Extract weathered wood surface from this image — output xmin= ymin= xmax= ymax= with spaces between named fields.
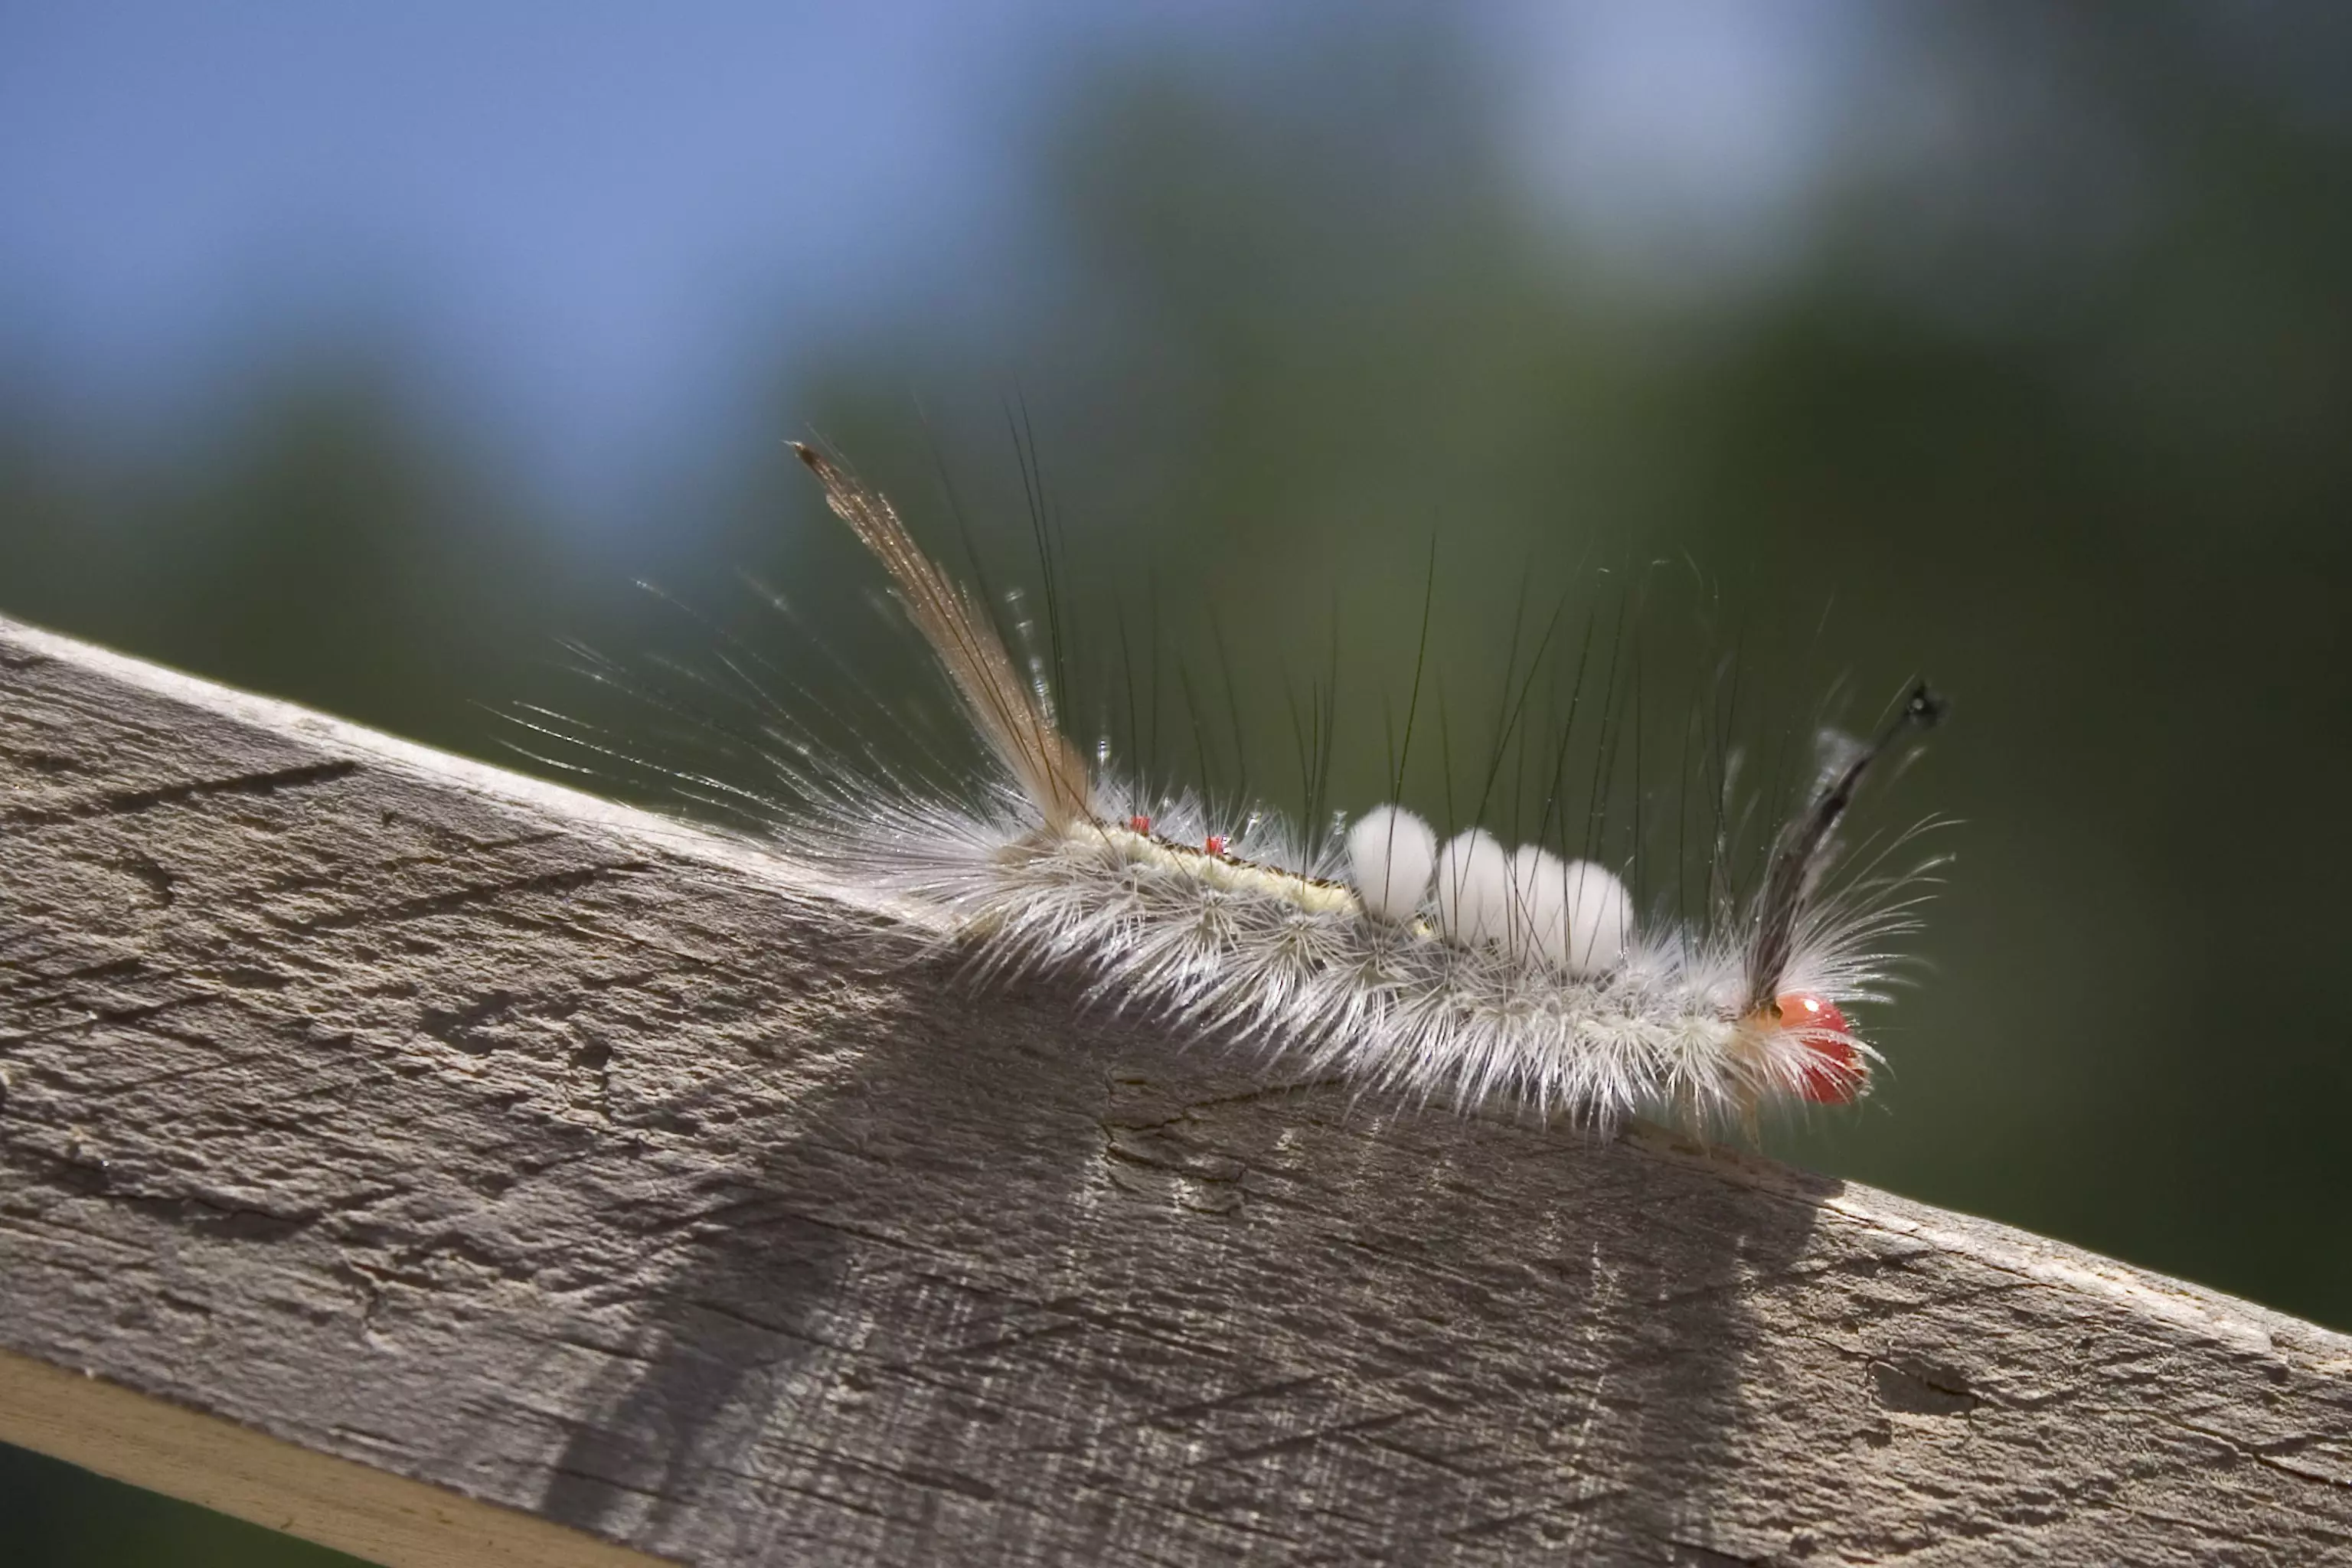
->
xmin=2 ymin=614 xmax=2348 ymax=1568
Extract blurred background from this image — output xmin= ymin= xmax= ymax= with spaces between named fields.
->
xmin=4 ymin=3 xmax=2348 ymax=1561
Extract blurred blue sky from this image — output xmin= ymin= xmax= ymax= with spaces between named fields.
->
xmin=0 ymin=2 xmax=1861 ymax=516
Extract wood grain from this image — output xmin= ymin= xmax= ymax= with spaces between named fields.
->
xmin=4 ymin=615 xmax=2349 ymax=1567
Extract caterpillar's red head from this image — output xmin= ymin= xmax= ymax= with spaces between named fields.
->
xmin=1775 ymin=992 xmax=1867 ymax=1105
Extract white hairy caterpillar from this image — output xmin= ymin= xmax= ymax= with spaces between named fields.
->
xmin=532 ymin=440 xmax=1946 ymax=1138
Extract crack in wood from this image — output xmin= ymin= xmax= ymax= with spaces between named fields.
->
xmin=0 ymin=760 xmax=360 ymax=828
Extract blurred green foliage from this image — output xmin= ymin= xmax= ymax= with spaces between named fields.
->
xmin=2 ymin=7 xmax=2348 ymax=1563
xmin=0 ymin=1442 xmax=368 ymax=1566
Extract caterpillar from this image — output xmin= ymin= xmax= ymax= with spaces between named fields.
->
xmin=531 ymin=439 xmax=1947 ymax=1138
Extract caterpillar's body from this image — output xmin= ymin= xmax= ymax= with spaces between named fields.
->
xmin=527 ymin=445 xmax=1942 ymax=1134
xmin=759 ymin=444 xmax=1946 ymax=1138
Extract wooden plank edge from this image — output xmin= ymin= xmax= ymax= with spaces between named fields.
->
xmin=0 ymin=614 xmax=894 ymax=923
xmin=8 ymin=612 xmax=2352 ymax=1561
xmin=0 ymin=1345 xmax=672 ymax=1568
xmin=9 ymin=612 xmax=2352 ymax=1370
xmin=1624 ymin=1125 xmax=2352 ymax=1370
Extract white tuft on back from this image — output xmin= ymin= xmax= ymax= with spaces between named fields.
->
xmin=1560 ymin=858 xmax=1631 ymax=978
xmin=1434 ymin=829 xmax=1513 ymax=947
xmin=1504 ymin=844 xmax=1570 ymax=969
xmin=1346 ymin=805 xmax=1438 ymax=924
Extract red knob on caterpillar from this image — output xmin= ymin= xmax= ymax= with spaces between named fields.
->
xmin=1778 ymin=992 xmax=1865 ymax=1105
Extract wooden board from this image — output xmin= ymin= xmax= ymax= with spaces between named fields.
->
xmin=4 ymin=614 xmax=2349 ymax=1566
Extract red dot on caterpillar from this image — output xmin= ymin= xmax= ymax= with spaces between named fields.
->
xmin=1778 ymin=991 xmax=1866 ymax=1105
xmin=1204 ymin=835 xmax=1229 ymax=857
xmin=1129 ymin=814 xmax=1152 ymax=835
